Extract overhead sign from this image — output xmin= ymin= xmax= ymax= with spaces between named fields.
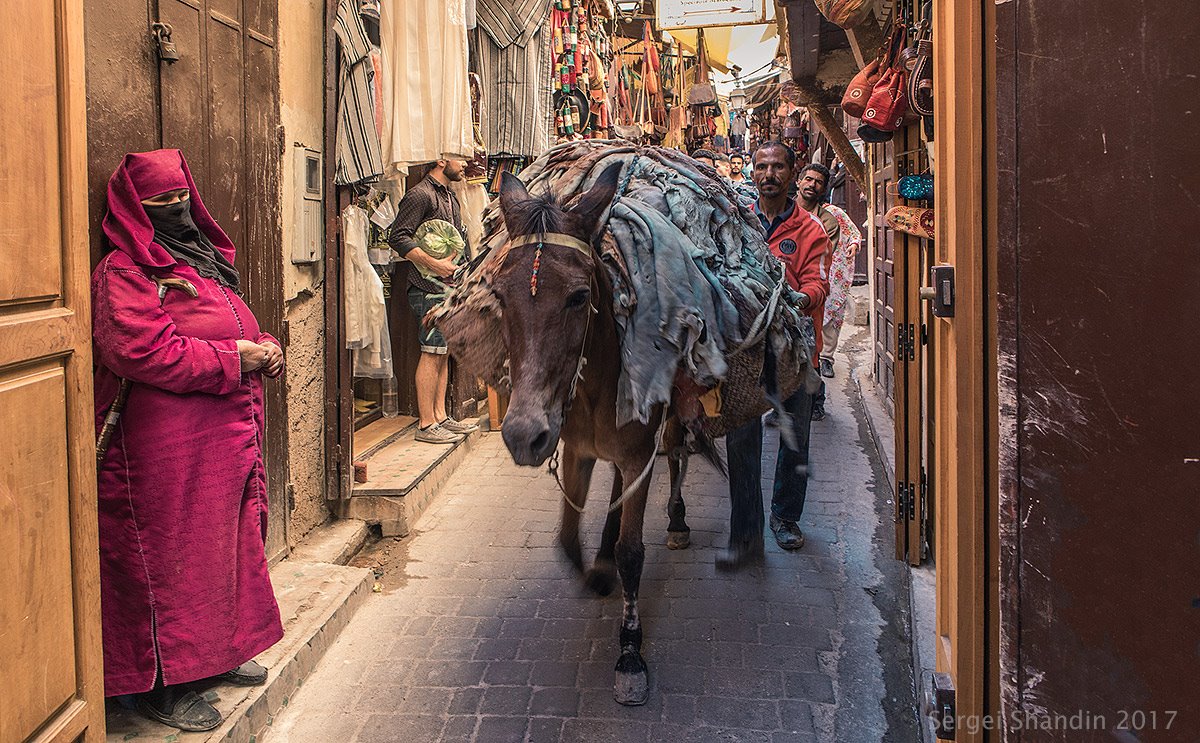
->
xmin=656 ymin=0 xmax=769 ymax=30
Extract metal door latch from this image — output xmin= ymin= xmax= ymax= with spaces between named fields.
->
xmin=919 ymin=264 xmax=955 ymax=317
xmin=923 ymin=672 xmax=957 ymax=739
xmin=151 ymin=22 xmax=179 ymax=63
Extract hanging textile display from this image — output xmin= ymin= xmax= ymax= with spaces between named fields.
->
xmin=473 ymin=0 xmax=554 ymax=158
xmin=334 ymin=0 xmax=384 ymax=185
xmin=380 ymin=0 xmax=474 ymax=170
xmin=342 ymin=205 xmax=393 ymax=378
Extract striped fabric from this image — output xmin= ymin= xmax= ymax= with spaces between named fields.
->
xmin=380 ymin=0 xmax=475 ymax=172
xmin=334 ymin=0 xmax=383 ymax=185
xmin=472 ymin=0 xmax=552 ymax=159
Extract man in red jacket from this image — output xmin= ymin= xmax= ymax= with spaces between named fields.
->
xmin=719 ymin=141 xmax=831 ymax=569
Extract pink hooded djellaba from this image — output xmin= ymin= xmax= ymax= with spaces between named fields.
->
xmin=92 ymin=149 xmax=284 ymax=696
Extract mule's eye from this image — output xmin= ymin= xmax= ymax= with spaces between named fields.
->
xmin=565 ymin=289 xmax=590 ymax=310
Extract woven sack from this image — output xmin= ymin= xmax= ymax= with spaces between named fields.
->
xmin=814 ymin=0 xmax=874 ymax=30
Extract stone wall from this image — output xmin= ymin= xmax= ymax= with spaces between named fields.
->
xmin=278 ymin=0 xmax=330 ymax=543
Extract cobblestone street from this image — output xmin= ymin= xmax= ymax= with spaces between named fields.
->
xmin=271 ymin=336 xmax=918 ymax=742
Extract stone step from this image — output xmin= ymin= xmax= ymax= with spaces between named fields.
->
xmin=347 ymin=416 xmax=486 ymax=537
xmin=104 ymin=560 xmax=373 ymax=743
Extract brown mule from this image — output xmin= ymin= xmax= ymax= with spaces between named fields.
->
xmin=487 ymin=164 xmax=682 ymax=705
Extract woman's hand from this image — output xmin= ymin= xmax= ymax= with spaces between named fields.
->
xmin=261 ymin=343 xmax=285 ymax=378
xmin=236 ymin=340 xmax=270 ymax=372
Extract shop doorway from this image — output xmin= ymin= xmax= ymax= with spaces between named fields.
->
xmin=83 ymin=0 xmax=289 ymax=559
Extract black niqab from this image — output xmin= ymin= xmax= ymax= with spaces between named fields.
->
xmin=143 ymin=199 xmax=241 ymax=291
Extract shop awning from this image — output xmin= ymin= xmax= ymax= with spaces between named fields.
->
xmin=663 ymin=27 xmax=733 ymax=74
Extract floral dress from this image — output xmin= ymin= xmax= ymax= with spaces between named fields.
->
xmin=821 ymin=203 xmax=861 ymax=331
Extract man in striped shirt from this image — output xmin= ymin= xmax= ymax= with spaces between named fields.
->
xmin=388 ymin=159 xmax=479 ymax=444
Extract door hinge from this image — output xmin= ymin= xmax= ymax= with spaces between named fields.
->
xmin=907 ymin=323 xmax=916 ymax=361
xmin=896 ymin=482 xmax=916 ymax=523
xmin=928 ymin=672 xmax=957 ymax=739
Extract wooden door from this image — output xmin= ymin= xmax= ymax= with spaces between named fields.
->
xmin=894 ymin=125 xmax=929 ymax=567
xmin=84 ymin=0 xmax=289 ymax=559
xmin=871 ymin=140 xmax=897 ymax=413
xmin=994 ymin=1 xmax=1200 ymax=739
xmin=930 ymin=0 xmax=993 ymax=737
xmin=0 ymin=1 xmax=106 ymax=740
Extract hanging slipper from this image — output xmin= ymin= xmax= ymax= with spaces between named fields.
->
xmin=886 ymin=205 xmax=935 ymax=240
xmin=896 ymin=172 xmax=934 ymax=201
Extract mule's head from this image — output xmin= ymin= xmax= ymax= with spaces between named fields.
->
xmin=494 ymin=164 xmax=621 ymax=466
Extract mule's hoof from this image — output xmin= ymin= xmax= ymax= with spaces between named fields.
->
xmin=666 ymin=530 xmax=691 ymax=550
xmin=584 ymin=565 xmax=618 ymax=597
xmin=614 ymin=653 xmax=649 ymax=706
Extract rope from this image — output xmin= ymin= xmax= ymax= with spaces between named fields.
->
xmin=546 ymin=413 xmax=667 ymax=516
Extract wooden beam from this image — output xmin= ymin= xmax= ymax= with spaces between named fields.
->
xmin=781 ymin=80 xmax=866 ymax=189
xmin=845 ymin=8 xmax=887 ymax=68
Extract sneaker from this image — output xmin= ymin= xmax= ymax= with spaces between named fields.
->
xmin=440 ymin=417 xmax=479 ymax=434
xmin=769 ymin=514 xmax=806 ymax=551
xmin=415 ymin=423 xmax=463 ymax=444
xmin=819 ymin=357 xmax=835 ymax=378
xmin=811 ymin=404 xmax=827 ymax=422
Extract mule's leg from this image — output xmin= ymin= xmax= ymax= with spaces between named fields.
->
xmin=613 ymin=458 xmax=653 ymax=706
xmin=665 ymin=420 xmax=691 ymax=549
xmin=584 ymin=465 xmax=621 ymax=596
xmin=557 ymin=445 xmax=596 ymax=574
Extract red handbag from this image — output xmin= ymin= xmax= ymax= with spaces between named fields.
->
xmin=862 ymin=27 xmax=910 ymax=131
xmin=842 ymin=25 xmax=902 ymax=118
xmin=841 ymin=57 xmax=881 ymax=118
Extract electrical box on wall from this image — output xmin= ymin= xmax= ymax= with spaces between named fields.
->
xmin=291 ymin=146 xmax=323 ymax=264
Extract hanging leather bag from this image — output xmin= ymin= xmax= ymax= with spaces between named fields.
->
xmin=687 ymin=33 xmax=717 ymax=105
xmin=814 ymin=0 xmax=873 ymax=30
xmin=906 ymin=5 xmax=935 ymax=117
xmin=843 ymin=25 xmax=902 ymax=118
xmin=862 ymin=27 xmax=911 ymax=132
xmin=841 ymin=58 xmax=880 ymax=119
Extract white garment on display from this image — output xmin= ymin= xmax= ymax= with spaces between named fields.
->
xmin=342 ymin=204 xmax=394 ymax=378
xmin=380 ymin=0 xmax=475 ymax=171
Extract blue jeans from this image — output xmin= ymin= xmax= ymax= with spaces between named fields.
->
xmin=726 ymin=388 xmax=814 ymax=541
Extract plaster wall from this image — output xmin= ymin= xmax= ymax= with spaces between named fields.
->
xmin=278 ymin=0 xmax=330 ymax=543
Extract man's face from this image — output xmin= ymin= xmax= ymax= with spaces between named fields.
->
xmin=715 ymin=160 xmax=732 ymax=178
xmin=752 ymin=147 xmax=794 ymax=199
xmin=443 ymin=159 xmax=467 ymax=182
xmin=730 ymin=156 xmax=744 ymax=172
xmin=798 ymin=169 xmax=828 ymax=203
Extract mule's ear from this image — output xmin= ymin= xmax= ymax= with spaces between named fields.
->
xmin=498 ymin=171 xmax=531 ymax=236
xmin=571 ymin=162 xmax=622 ymax=238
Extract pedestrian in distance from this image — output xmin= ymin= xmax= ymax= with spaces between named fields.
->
xmin=719 ymin=141 xmax=831 ymax=569
xmin=795 ymin=163 xmax=861 ymax=420
xmin=92 ymin=149 xmax=285 ymax=731
xmin=387 ymin=158 xmax=480 ymax=444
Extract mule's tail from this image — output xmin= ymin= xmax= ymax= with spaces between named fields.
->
xmin=692 ymin=430 xmax=727 ymax=478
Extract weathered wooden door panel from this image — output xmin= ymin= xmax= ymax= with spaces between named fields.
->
xmin=996 ymin=1 xmax=1200 ymax=739
xmin=85 ymin=0 xmax=288 ymax=559
xmin=1 ymin=0 xmax=105 ymax=740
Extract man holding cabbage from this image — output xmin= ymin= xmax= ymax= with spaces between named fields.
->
xmin=387 ymin=159 xmax=479 ymax=444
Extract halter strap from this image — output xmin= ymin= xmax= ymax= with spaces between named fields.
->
xmin=508 ymin=232 xmax=593 ymax=255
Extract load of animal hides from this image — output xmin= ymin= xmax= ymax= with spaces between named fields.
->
xmin=431 ymin=140 xmax=819 ymax=440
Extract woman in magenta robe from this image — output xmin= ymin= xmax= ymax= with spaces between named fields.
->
xmin=93 ymin=149 xmax=285 ymax=731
